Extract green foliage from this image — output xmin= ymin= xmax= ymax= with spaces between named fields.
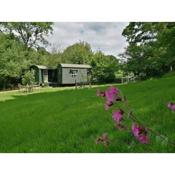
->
xmin=122 ymin=22 xmax=175 ymax=78
xmin=0 ymin=22 xmax=53 ymax=89
xmin=43 ymin=52 xmax=63 ymax=68
xmin=0 ymin=33 xmax=31 ymax=89
xmin=62 ymin=41 xmax=93 ymax=64
xmin=0 ymin=34 xmax=25 ymax=76
xmin=22 ymin=70 xmax=35 ymax=85
xmin=91 ymin=51 xmax=119 ymax=83
xmin=0 ymin=22 xmax=53 ymax=49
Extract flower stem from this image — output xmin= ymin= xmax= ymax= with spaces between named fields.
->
xmin=119 ymin=89 xmax=175 ymax=147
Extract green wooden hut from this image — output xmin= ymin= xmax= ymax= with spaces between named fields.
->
xmin=30 ymin=65 xmax=57 ymax=86
xmin=58 ymin=63 xmax=91 ymax=85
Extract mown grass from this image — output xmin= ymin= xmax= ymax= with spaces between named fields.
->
xmin=0 ymin=75 xmax=175 ymax=152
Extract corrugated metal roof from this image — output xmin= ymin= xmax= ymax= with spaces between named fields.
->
xmin=60 ymin=63 xmax=91 ymax=69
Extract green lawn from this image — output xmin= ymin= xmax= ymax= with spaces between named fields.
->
xmin=0 ymin=76 xmax=175 ymax=153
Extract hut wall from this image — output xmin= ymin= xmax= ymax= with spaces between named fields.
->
xmin=61 ymin=68 xmax=88 ymax=84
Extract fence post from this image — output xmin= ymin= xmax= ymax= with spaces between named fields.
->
xmin=75 ymin=79 xmax=77 ymax=89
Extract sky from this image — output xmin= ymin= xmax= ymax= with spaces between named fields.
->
xmin=47 ymin=22 xmax=128 ymax=57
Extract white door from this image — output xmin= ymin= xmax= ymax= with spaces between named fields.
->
xmin=43 ymin=70 xmax=48 ymax=83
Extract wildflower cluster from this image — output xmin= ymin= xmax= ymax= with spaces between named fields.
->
xmin=167 ymin=102 xmax=175 ymax=112
xmin=131 ymin=123 xmax=149 ymax=144
xmin=96 ymin=86 xmax=175 ymax=148
xmin=96 ymin=86 xmax=148 ymax=145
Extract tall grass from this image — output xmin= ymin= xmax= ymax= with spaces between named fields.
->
xmin=0 ymin=75 xmax=175 ymax=152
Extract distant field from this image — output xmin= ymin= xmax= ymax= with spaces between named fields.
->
xmin=0 ymin=76 xmax=175 ymax=152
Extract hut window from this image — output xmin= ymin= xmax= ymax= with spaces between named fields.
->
xmin=69 ymin=69 xmax=78 ymax=77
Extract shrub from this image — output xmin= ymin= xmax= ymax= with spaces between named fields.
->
xmin=22 ymin=70 xmax=35 ymax=86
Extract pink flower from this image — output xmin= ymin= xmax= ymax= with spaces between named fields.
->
xmin=138 ymin=135 xmax=149 ymax=144
xmin=108 ymin=86 xmax=119 ymax=95
xmin=105 ymin=86 xmax=119 ymax=103
xmin=104 ymin=86 xmax=120 ymax=110
xmin=132 ymin=123 xmax=149 ymax=144
xmin=132 ymin=123 xmax=141 ymax=137
xmin=112 ymin=109 xmax=124 ymax=124
xmin=167 ymin=102 xmax=175 ymax=112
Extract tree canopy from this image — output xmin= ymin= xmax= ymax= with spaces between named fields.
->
xmin=122 ymin=22 xmax=175 ymax=78
xmin=0 ymin=22 xmax=53 ymax=49
xmin=62 ymin=41 xmax=93 ymax=64
xmin=0 ymin=33 xmax=29 ymax=89
xmin=91 ymin=51 xmax=119 ymax=83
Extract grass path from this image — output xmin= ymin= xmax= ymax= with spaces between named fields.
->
xmin=0 ymin=83 xmax=119 ymax=102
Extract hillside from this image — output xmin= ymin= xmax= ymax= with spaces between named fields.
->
xmin=0 ymin=75 xmax=175 ymax=152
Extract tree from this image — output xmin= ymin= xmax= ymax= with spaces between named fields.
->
xmin=44 ymin=52 xmax=63 ymax=68
xmin=0 ymin=22 xmax=53 ymax=49
xmin=122 ymin=22 xmax=175 ymax=78
xmin=0 ymin=33 xmax=30 ymax=89
xmin=91 ymin=51 xmax=119 ymax=83
xmin=156 ymin=23 xmax=175 ymax=71
xmin=62 ymin=41 xmax=93 ymax=64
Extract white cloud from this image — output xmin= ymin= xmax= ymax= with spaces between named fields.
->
xmin=47 ymin=22 xmax=128 ymax=56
